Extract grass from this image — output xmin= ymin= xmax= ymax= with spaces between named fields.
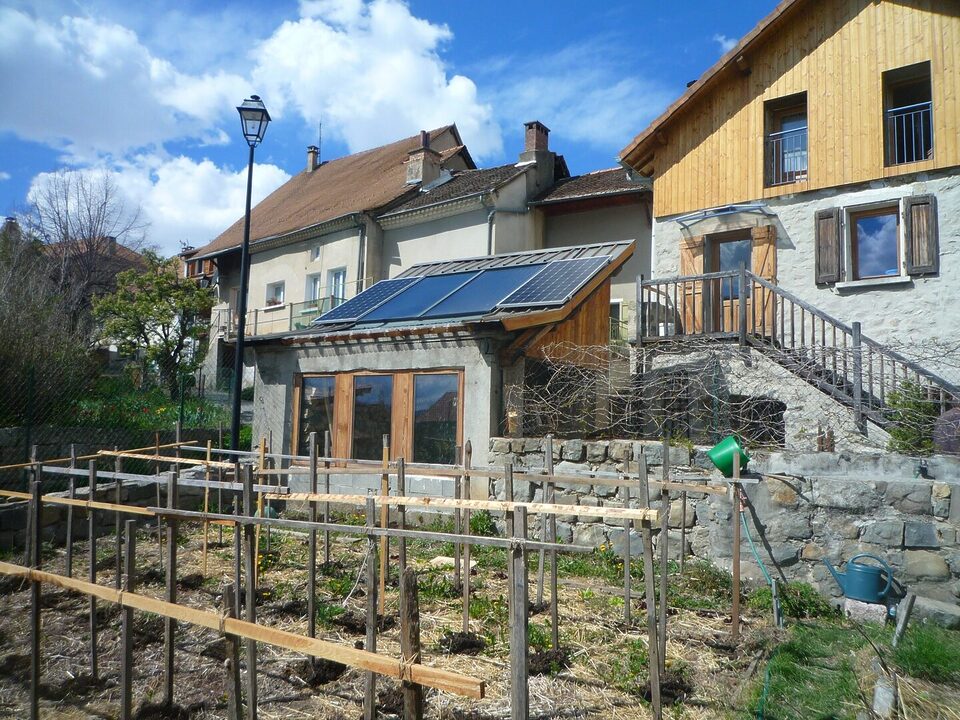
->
xmin=602 ymin=637 xmax=650 ymax=696
xmin=893 ymin=623 xmax=960 ymax=682
xmin=747 ymin=581 xmax=837 ymax=619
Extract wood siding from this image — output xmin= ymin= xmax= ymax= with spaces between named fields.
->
xmin=527 ymin=283 xmax=612 ymax=361
xmin=651 ymin=0 xmax=960 ymax=218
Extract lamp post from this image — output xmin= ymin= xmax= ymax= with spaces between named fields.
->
xmin=230 ymin=95 xmax=271 ymax=451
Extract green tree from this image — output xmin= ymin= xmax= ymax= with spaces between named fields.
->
xmin=94 ymin=252 xmax=214 ymax=400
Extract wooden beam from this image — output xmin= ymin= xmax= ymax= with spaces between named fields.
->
xmin=97 ymin=450 xmax=235 ymax=469
xmin=0 ymin=489 xmax=155 ymax=516
xmin=0 ymin=560 xmax=485 ymax=699
xmin=0 ymin=441 xmax=198 ymax=472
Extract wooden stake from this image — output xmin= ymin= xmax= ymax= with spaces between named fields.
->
xmin=400 ymin=567 xmax=423 ymax=720
xmin=120 ymin=520 xmax=136 ymax=720
xmin=223 ymin=584 xmax=244 ymax=720
xmin=218 ymin=424 xmax=225 ymax=546
xmin=461 ymin=441 xmax=473 ymax=634
xmin=379 ymin=434 xmax=390 ymax=616
xmin=29 ymin=480 xmax=41 ymax=720
xmin=363 ymin=496 xmax=378 ymax=720
xmin=679 ymin=482 xmax=687 ymax=576
xmin=307 ymin=433 xmax=318 ymax=648
xmin=115 ymin=450 xmax=123 ymax=590
xmin=155 ymin=434 xmax=163 ymax=570
xmin=536 ymin=437 xmax=548 ymax=605
xmin=509 ymin=502 xmax=529 ymax=720
xmin=398 ymin=458 xmax=407 ymax=572
xmin=233 ymin=496 xmax=242 ymax=620
xmin=164 ymin=469 xmax=178 ymax=706
xmin=88 ymin=459 xmax=99 ymax=681
xmin=66 ymin=476 xmax=75 ymax=578
xmin=892 ymin=593 xmax=916 ymax=648
xmin=638 ymin=453 xmax=662 ymax=720
xmin=453 ymin=446 xmax=462 ymax=593
xmin=203 ymin=440 xmax=212 ymax=576
xmin=731 ymin=458 xmax=742 ymax=642
xmin=254 ymin=439 xmax=265 ymax=587
xmin=658 ymin=438 xmax=669 ymax=674
xmin=243 ymin=465 xmax=258 ymax=720
xmin=323 ymin=430 xmax=331 ymax=566
xmin=623 ymin=477 xmax=632 ymax=626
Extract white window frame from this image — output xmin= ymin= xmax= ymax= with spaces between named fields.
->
xmin=328 ymin=267 xmax=347 ymax=302
xmin=310 ymin=245 xmax=322 ymax=262
xmin=265 ymin=280 xmax=286 ymax=307
xmin=306 ymin=273 xmax=322 ymax=303
xmin=836 ymin=198 xmax=911 ymax=290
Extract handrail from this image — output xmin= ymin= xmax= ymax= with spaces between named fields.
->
xmin=767 ymin=126 xmax=808 ymax=138
xmin=886 ymin=100 xmax=932 ymax=115
xmin=641 ymin=270 xmax=737 ymax=286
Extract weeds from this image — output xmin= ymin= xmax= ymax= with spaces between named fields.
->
xmin=893 ymin=624 xmax=960 ymax=682
xmin=747 ymin=581 xmax=836 ymax=619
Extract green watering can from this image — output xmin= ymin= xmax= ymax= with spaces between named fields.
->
xmin=706 ymin=435 xmax=750 ymax=478
xmin=823 ymin=553 xmax=894 ymax=604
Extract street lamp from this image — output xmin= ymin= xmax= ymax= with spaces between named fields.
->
xmin=230 ymin=95 xmax=271 ymax=451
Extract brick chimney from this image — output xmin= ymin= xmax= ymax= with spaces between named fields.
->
xmin=306 ymin=145 xmax=319 ymax=172
xmin=524 ymin=120 xmax=550 ymax=152
xmin=405 ymin=130 xmax=442 ymax=185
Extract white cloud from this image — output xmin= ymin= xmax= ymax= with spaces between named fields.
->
xmin=251 ymin=0 xmax=502 ymax=158
xmin=28 ymin=157 xmax=291 ymax=256
xmin=713 ymin=34 xmax=738 ymax=54
xmin=487 ymin=43 xmax=674 ymax=151
xmin=0 ymin=7 xmax=246 ymax=159
xmin=0 ymin=172 xmax=10 ymax=181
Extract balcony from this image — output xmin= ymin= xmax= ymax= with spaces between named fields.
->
xmin=213 ymin=296 xmax=345 ymax=338
xmin=764 ymin=126 xmax=808 ymax=186
xmin=886 ymin=101 xmax=933 ymax=166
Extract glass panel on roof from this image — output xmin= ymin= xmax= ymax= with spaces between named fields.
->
xmin=420 ymin=264 xmax=546 ymax=319
xmin=498 ymin=256 xmax=609 ymax=308
xmin=313 ymin=277 xmax=419 ymax=324
xmin=360 ymin=271 xmax=478 ymax=322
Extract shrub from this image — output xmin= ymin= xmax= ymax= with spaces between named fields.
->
xmin=747 ymin=581 xmax=836 ymax=619
xmin=887 ymin=380 xmax=940 ymax=456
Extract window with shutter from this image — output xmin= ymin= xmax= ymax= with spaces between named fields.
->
xmin=904 ymin=194 xmax=939 ymax=276
xmin=814 ymin=207 xmax=842 ymax=284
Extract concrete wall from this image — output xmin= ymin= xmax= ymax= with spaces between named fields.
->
xmin=251 ymin=332 xmax=509 ymax=497
xmin=545 ymin=202 xmax=651 ymax=336
xmin=651 ymin=170 xmax=960 ymax=377
xmin=487 ymin=436 xmax=960 ymax=616
xmin=381 ymin=209 xmax=490 ymax=278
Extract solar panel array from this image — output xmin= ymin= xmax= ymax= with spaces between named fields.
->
xmin=313 ymin=254 xmax=612 ymax=327
xmin=498 ymin=256 xmax=609 ymax=308
xmin=313 ymin=277 xmax=419 ymax=323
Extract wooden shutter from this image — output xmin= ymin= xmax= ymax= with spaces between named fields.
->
xmin=751 ymin=224 xmax=778 ymax=280
xmin=814 ymin=207 xmax=842 ymax=284
xmin=679 ymin=236 xmax=704 ymax=333
xmin=904 ymin=194 xmax=939 ymax=276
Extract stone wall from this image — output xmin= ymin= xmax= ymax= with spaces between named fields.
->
xmin=487 ymin=436 xmax=960 ymax=606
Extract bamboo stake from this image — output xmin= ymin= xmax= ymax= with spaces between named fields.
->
xmin=638 ymin=453 xmax=662 ymax=720
xmin=88 ymin=459 xmax=99 ymax=681
xmin=536 ymin=437 xmax=548 ymax=605
xmin=379 ymin=434 xmax=390 ymax=616
xmin=400 ymin=567 xmax=423 ymax=720
xmin=363 ymin=496 xmax=378 ymax=720
xmin=120 ymin=520 xmax=136 ymax=720
xmin=164 ymin=469 xmax=178 ymax=706
xmin=29 ymin=480 xmax=40 ymax=720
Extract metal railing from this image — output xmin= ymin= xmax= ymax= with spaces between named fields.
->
xmin=212 ymin=296 xmax=346 ymax=338
xmin=764 ymin=126 xmax=808 ymax=186
xmin=609 ymin=317 xmax=631 ymax=345
xmin=639 ymin=269 xmax=960 ymax=430
xmin=886 ymin=101 xmax=933 ymax=166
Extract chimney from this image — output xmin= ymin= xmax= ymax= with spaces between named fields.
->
xmin=405 ymin=130 xmax=442 ymax=185
xmin=524 ymin=120 xmax=550 ymax=152
xmin=306 ymin=145 xmax=319 ymax=172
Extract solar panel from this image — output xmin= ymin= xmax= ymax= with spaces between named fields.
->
xmin=497 ymin=256 xmax=610 ymax=308
xmin=419 ymin=264 xmax=546 ymax=319
xmin=361 ymin=271 xmax=478 ymax=321
xmin=313 ymin=277 xmax=420 ymax=324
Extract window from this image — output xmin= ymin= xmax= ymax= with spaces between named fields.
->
xmin=850 ymin=206 xmax=900 ymax=280
xmin=884 ymin=62 xmax=932 ymax=166
xmin=351 ymin=375 xmax=393 ymax=460
xmin=413 ymin=374 xmax=459 ymax=463
xmin=306 ymin=273 xmax=322 ymax=303
xmin=328 ymin=268 xmax=346 ymax=307
xmin=609 ymin=301 xmax=624 ymax=343
xmin=814 ymin=195 xmax=940 ymax=285
xmin=298 ymin=376 xmax=335 ymax=455
xmin=265 ymin=281 xmax=285 ymax=306
xmin=711 ymin=236 xmax=752 ymax=299
xmin=765 ymin=93 xmax=808 ymax=186
xmin=310 ymin=246 xmax=321 ymax=262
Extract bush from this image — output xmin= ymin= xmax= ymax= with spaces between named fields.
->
xmin=747 ymin=581 xmax=836 ymax=619
xmin=887 ymin=380 xmax=940 ymax=456
xmin=71 ymin=379 xmax=229 ymax=431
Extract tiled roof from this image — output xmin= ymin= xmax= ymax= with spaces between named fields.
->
xmin=194 ymin=126 xmax=460 ymax=258
xmin=383 ymin=164 xmax=527 ymax=215
xmin=532 ymin=168 xmax=647 ymax=204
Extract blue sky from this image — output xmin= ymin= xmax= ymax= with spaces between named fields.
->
xmin=0 ymin=0 xmax=774 ymax=255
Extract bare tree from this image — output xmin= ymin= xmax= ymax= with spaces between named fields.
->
xmin=22 ymin=169 xmax=149 ymax=332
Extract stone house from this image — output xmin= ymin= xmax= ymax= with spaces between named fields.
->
xmin=190 ymin=122 xmax=649 ymax=392
xmin=618 ymin=0 xmax=960 ymax=450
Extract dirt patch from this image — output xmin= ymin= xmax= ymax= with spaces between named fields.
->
xmin=0 ymin=653 xmax=30 ymax=683
xmin=39 ymin=673 xmax=103 ymax=700
xmin=331 ymin=611 xmax=395 ymax=634
xmin=439 ymin=631 xmax=486 ymax=656
xmin=268 ymin=598 xmax=308 ymax=618
xmin=178 ymin=573 xmax=205 ymax=591
xmin=133 ymin=702 xmax=193 ymax=720
xmin=140 ymin=568 xmax=165 ymax=586
xmin=529 ymin=647 xmax=571 ymax=676
xmin=643 ymin=670 xmax=693 ymax=705
xmin=199 ymin=641 xmax=226 ymax=663
xmin=133 ymin=614 xmax=165 ymax=645
xmin=376 ymin=681 xmax=403 ymax=715
xmin=528 ymin=600 xmax=550 ymax=616
xmin=289 ymin=658 xmax=347 ymax=687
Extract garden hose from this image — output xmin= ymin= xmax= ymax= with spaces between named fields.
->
xmin=740 ymin=508 xmax=783 ymax=627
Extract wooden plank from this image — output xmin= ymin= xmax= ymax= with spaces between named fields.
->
xmin=268 ymin=492 xmax=659 ymax=522
xmin=0 ymin=441 xmax=198 ymax=472
xmin=0 ymin=560 xmax=485 ymax=699
xmin=0 ymin=489 xmax=157 ymax=516
xmin=97 ymin=450 xmax=235 ymax=469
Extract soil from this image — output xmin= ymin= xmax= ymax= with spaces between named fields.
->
xmin=528 ymin=648 xmax=572 ymax=676
xmin=331 ymin=611 xmax=396 ymax=634
xmin=289 ymin=658 xmax=347 ymax=687
xmin=438 ymin=631 xmax=486 ymax=656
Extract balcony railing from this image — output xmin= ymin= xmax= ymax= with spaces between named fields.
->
xmin=765 ymin=126 xmax=808 ymax=186
xmin=886 ymin=101 xmax=933 ymax=166
xmin=213 ymin=296 xmax=345 ymax=338
xmin=609 ymin=317 xmax=631 ymax=346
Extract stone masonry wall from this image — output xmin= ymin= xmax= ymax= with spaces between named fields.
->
xmin=487 ymin=437 xmax=960 ymax=611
